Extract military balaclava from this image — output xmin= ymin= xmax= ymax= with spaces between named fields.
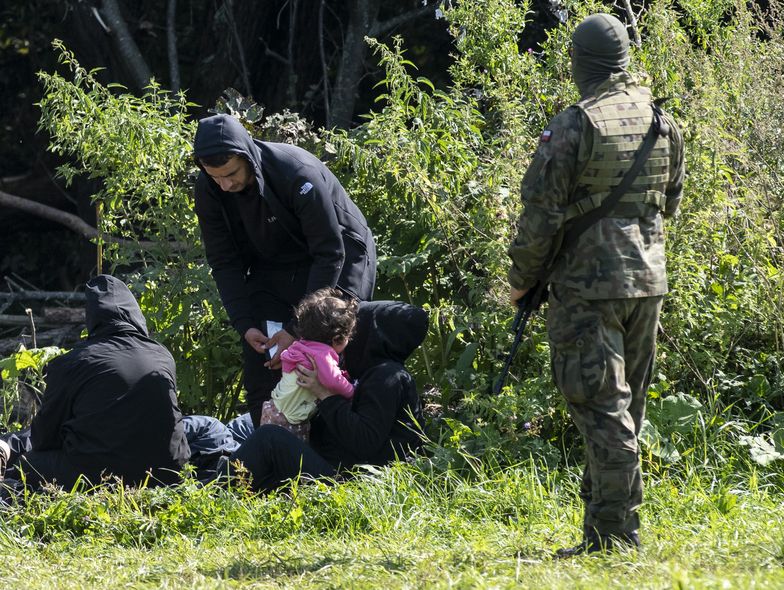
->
xmin=571 ymin=13 xmax=630 ymax=97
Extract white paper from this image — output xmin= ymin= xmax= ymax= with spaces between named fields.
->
xmin=266 ymin=320 xmax=284 ymax=358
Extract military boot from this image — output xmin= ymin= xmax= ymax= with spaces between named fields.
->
xmin=554 ymin=530 xmax=640 ymax=558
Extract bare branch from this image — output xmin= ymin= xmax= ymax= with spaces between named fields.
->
xmin=259 ymin=37 xmax=290 ymax=64
xmin=286 ymin=0 xmax=299 ymax=105
xmin=99 ymin=0 xmax=154 ymax=91
xmin=0 ymin=291 xmax=86 ymax=302
xmin=224 ymin=0 xmax=252 ymax=96
xmin=25 ymin=308 xmax=37 ymax=347
xmin=319 ymin=0 xmax=330 ymax=122
xmin=0 ymin=190 xmax=187 ymax=250
xmin=618 ymin=0 xmax=642 ymax=48
xmin=90 ymin=6 xmax=111 ymax=33
xmin=0 ymin=314 xmax=81 ymax=327
xmin=167 ymin=0 xmax=181 ymax=92
xmin=369 ymin=2 xmax=443 ymax=37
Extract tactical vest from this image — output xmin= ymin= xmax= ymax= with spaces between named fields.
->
xmin=565 ymin=82 xmax=671 ymax=222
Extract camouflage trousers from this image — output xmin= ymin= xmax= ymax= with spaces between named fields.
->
xmin=547 ymin=284 xmax=663 ymax=537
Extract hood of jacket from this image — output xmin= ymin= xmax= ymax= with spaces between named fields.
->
xmin=342 ymin=301 xmax=428 ymax=380
xmin=85 ymin=274 xmax=149 ymax=338
xmin=193 ymin=114 xmax=263 ymax=176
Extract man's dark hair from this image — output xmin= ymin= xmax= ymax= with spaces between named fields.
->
xmin=197 ymin=153 xmax=234 ymax=168
xmin=293 ymin=288 xmax=358 ymax=345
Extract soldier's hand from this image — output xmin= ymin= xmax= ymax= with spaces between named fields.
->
xmin=510 ymin=287 xmax=529 ymax=306
xmin=263 ymin=329 xmax=296 ymax=370
xmin=244 ymin=328 xmax=269 ymax=354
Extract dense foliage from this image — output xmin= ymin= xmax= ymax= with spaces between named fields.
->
xmin=2 ymin=0 xmax=784 ymax=474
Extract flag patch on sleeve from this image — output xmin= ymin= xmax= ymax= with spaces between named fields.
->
xmin=299 ymin=182 xmax=314 ymax=195
xmin=540 ymin=130 xmax=553 ymax=143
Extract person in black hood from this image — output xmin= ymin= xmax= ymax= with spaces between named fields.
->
xmin=3 ymin=275 xmax=190 ymax=490
xmin=229 ymin=300 xmax=427 ymax=492
xmin=192 ymin=114 xmax=377 ymax=427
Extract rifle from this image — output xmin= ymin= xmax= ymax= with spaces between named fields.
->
xmin=491 ymin=103 xmax=670 ymax=394
xmin=491 ymin=281 xmax=548 ymax=394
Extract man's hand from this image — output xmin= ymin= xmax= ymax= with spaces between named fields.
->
xmin=510 ymin=287 xmax=529 ymax=306
xmin=263 ymin=329 xmax=296 ymax=370
xmin=244 ymin=327 xmax=269 ymax=354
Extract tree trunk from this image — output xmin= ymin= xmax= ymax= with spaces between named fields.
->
xmin=328 ymin=0 xmax=381 ymax=129
xmin=286 ymin=0 xmax=300 ymax=106
xmin=167 ymin=0 xmax=181 ymax=92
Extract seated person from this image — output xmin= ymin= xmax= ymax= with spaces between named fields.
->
xmin=261 ymin=288 xmax=357 ymax=441
xmin=229 ymin=300 xmax=428 ymax=492
xmin=1 ymin=275 xmax=191 ymax=491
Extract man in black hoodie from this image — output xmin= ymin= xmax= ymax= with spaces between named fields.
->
xmin=192 ymin=114 xmax=376 ymax=427
xmin=3 ymin=275 xmax=190 ymax=490
xmin=229 ymin=300 xmax=427 ymax=492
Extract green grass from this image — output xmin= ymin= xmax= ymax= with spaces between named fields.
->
xmin=0 ymin=458 xmax=782 ymax=589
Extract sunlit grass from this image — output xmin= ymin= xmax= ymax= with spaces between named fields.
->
xmin=1 ymin=456 xmax=782 ymax=589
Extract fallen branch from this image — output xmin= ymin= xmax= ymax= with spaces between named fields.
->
xmin=0 ymin=326 xmax=81 ymax=355
xmin=0 ymin=291 xmax=86 ymax=302
xmin=0 ymin=189 xmax=187 ymax=250
xmin=0 ymin=314 xmax=83 ymax=327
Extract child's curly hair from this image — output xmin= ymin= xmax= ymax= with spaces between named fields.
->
xmin=293 ymin=288 xmax=358 ymax=345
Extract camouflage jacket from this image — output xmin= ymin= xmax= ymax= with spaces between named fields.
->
xmin=508 ymin=73 xmax=685 ymax=299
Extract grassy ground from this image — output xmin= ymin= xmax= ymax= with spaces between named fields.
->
xmin=0 ymin=458 xmax=782 ymax=589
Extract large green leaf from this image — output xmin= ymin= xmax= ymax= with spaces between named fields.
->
xmin=648 ymin=392 xmax=703 ymax=436
xmin=640 ymin=419 xmax=682 ymax=463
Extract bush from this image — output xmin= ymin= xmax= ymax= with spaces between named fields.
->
xmin=21 ymin=0 xmax=784 ymax=471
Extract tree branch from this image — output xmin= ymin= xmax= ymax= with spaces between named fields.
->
xmin=224 ymin=0 xmax=252 ymax=96
xmin=617 ymin=0 xmax=642 ymax=48
xmin=260 ymin=37 xmax=289 ymax=65
xmin=99 ymin=0 xmax=154 ymax=91
xmin=319 ymin=0 xmax=330 ymax=123
xmin=369 ymin=2 xmax=442 ymax=37
xmin=166 ymin=0 xmax=181 ymax=92
xmin=0 ymin=190 xmax=186 ymax=250
xmin=286 ymin=0 xmax=299 ymax=105
xmin=0 ymin=291 xmax=86 ymax=302
xmin=329 ymin=0 xmax=381 ymax=129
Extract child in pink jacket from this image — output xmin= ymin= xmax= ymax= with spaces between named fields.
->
xmin=260 ymin=288 xmax=358 ymax=441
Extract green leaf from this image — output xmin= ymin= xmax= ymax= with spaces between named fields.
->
xmin=739 ymin=435 xmax=784 ymax=465
xmin=640 ymin=419 xmax=682 ymax=463
xmin=648 ymin=392 xmax=703 ymax=437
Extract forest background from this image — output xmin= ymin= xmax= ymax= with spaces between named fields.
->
xmin=1 ymin=0 xmax=784 ymax=588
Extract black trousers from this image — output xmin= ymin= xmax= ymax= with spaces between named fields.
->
xmin=229 ymin=425 xmax=337 ymax=492
xmin=5 ymin=449 xmax=94 ymax=490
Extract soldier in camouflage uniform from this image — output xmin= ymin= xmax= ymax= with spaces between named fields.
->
xmin=507 ymin=13 xmax=685 ymax=555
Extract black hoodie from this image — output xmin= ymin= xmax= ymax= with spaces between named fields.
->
xmin=29 ymin=275 xmax=191 ymax=485
xmin=309 ymin=300 xmax=428 ymax=467
xmin=193 ymin=114 xmax=376 ymax=336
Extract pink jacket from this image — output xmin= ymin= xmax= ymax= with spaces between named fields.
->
xmin=280 ymin=340 xmax=354 ymax=398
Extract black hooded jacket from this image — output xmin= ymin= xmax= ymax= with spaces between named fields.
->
xmin=29 ymin=275 xmax=191 ymax=485
xmin=309 ymin=301 xmax=428 ymax=467
xmin=193 ymin=114 xmax=376 ymax=335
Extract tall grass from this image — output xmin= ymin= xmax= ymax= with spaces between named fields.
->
xmin=0 ymin=454 xmax=782 ymax=589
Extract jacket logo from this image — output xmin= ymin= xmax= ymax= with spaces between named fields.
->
xmin=299 ymin=182 xmax=314 ymax=195
xmin=267 ymin=216 xmax=277 ymax=223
